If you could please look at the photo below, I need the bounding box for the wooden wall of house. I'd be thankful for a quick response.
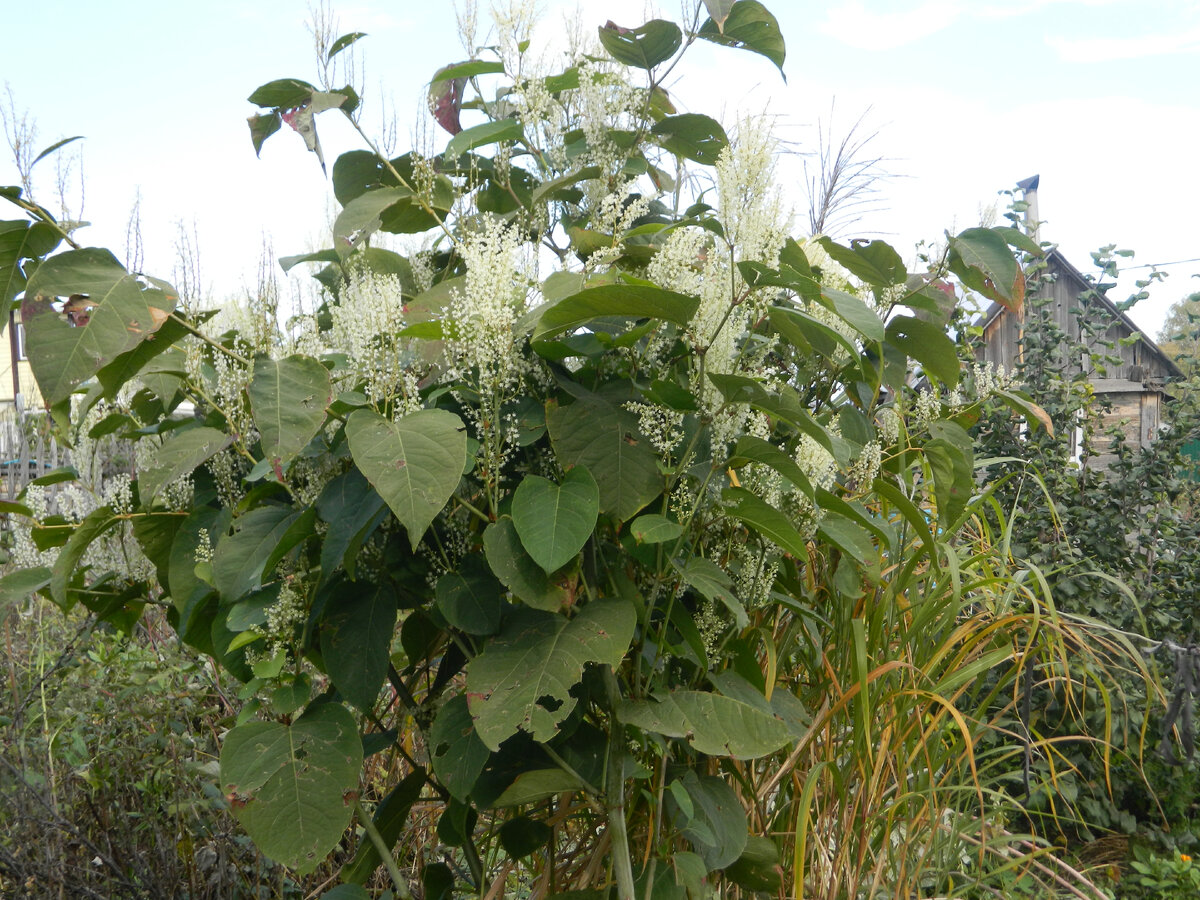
[977,252,1176,385]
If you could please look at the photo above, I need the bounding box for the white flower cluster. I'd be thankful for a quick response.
[877,407,902,446]
[845,440,882,494]
[575,59,643,188]
[796,433,838,491]
[262,579,307,658]
[329,267,414,404]
[584,181,651,272]
[948,361,1015,408]
[715,118,789,271]
[732,541,778,610]
[10,485,57,570]
[624,400,683,457]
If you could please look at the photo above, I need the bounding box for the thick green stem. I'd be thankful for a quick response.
[604,666,637,900]
[354,797,413,899]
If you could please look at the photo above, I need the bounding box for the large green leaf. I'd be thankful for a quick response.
[249,355,332,468]
[597,19,682,69]
[482,516,569,612]
[220,702,363,874]
[885,315,960,386]
[320,581,398,711]
[533,284,699,342]
[466,597,635,749]
[728,435,814,500]
[22,248,178,404]
[213,506,300,602]
[511,466,599,574]
[443,118,525,160]
[435,554,505,635]
[315,468,388,580]
[0,219,60,310]
[820,287,886,343]
[618,691,790,759]
[546,396,662,522]
[817,237,907,288]
[666,771,748,870]
[674,557,747,628]
[697,1,786,76]
[0,566,51,615]
[50,506,118,609]
[721,487,808,559]
[948,226,1024,312]
[430,695,490,801]
[346,408,467,550]
[138,426,232,504]
[650,114,729,165]
[333,186,414,257]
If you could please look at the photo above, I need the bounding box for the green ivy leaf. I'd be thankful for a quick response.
[697,1,786,77]
[220,702,362,874]
[466,596,635,749]
[618,691,790,759]
[138,426,233,505]
[22,248,178,405]
[511,466,599,574]
[249,355,333,468]
[597,19,683,70]
[346,408,467,550]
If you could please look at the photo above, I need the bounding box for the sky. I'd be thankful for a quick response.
[3,0,1198,339]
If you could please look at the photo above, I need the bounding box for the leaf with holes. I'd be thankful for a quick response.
[466,597,635,749]
[220,702,362,874]
[511,466,599,574]
[346,408,467,550]
[598,19,682,69]
[430,695,490,801]
[22,248,178,404]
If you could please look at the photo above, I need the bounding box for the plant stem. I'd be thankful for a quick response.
[354,797,413,899]
[604,666,637,900]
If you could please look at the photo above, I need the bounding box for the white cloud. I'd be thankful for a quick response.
[817,1,961,51]
[1048,25,1200,61]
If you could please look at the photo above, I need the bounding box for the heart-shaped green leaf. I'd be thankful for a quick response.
[219,702,362,874]
[511,466,599,574]
[249,354,332,468]
[346,408,467,550]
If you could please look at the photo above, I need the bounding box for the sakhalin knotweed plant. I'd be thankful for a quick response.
[0,2,1141,898]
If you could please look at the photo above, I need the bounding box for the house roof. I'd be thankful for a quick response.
[979,247,1184,380]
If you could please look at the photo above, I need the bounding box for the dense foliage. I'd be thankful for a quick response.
[0,3,1173,898]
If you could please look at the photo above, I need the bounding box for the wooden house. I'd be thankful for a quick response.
[976,247,1182,466]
